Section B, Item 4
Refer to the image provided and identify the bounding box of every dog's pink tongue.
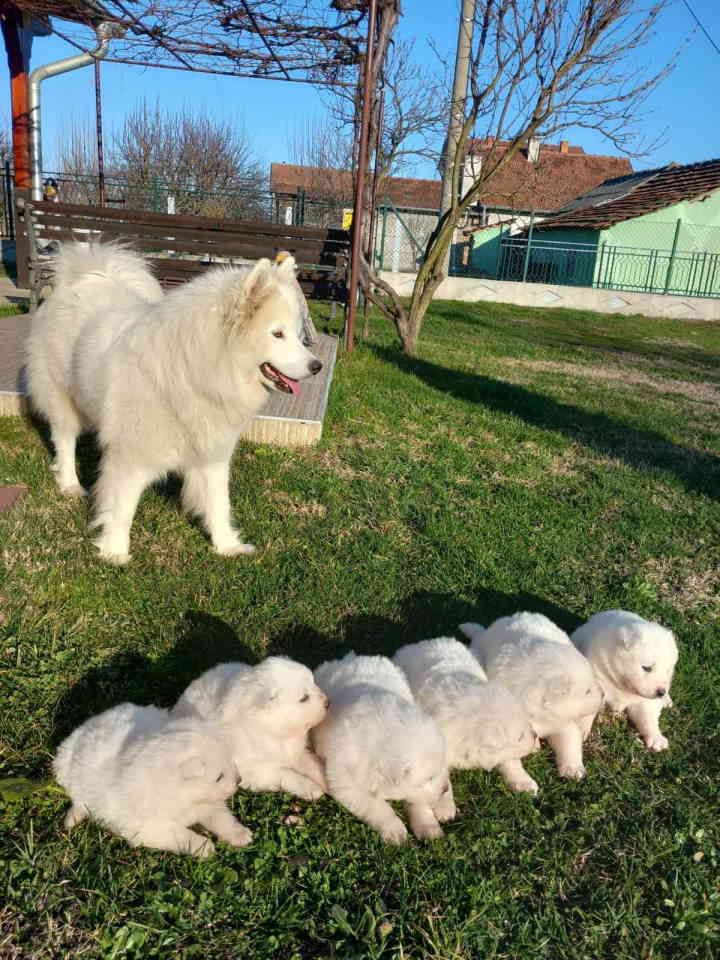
[277,371,300,395]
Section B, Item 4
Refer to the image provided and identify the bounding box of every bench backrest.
[18,199,351,302]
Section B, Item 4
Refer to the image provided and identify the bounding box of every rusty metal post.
[94,59,105,206]
[362,88,384,338]
[345,0,378,352]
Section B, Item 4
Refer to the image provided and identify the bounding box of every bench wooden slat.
[30,199,350,243]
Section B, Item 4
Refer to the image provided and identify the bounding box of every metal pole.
[378,202,388,270]
[663,218,682,295]
[345,0,378,352]
[94,59,105,206]
[521,212,535,283]
[362,89,385,336]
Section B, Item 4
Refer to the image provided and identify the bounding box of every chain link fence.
[373,201,437,273]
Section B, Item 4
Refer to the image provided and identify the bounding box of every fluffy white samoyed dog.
[26,242,323,563]
[571,609,678,751]
[54,703,250,857]
[312,653,452,844]
[393,637,540,794]
[460,613,603,780]
[172,657,329,800]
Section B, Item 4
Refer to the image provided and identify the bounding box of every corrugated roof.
[464,138,633,212]
[537,158,720,230]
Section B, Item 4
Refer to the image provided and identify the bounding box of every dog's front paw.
[644,733,669,752]
[59,482,87,497]
[296,781,324,801]
[412,820,444,841]
[189,834,216,858]
[433,794,457,823]
[226,824,253,847]
[379,818,408,845]
[558,763,586,780]
[215,541,256,557]
[93,537,131,566]
[507,774,539,795]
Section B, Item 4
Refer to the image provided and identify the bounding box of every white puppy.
[393,637,540,794]
[172,657,328,800]
[571,609,678,751]
[460,613,603,780]
[54,703,249,857]
[312,653,452,844]
[27,242,323,563]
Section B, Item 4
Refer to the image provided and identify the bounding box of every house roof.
[536,158,720,231]
[464,138,633,212]
[270,163,442,211]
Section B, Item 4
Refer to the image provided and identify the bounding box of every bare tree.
[54,117,101,203]
[362,0,674,354]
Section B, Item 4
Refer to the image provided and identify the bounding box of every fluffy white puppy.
[54,703,249,857]
[571,609,678,751]
[460,613,603,780]
[312,653,452,844]
[172,656,329,800]
[27,242,323,563]
[393,637,540,794]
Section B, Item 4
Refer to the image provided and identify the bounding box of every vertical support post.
[4,160,14,239]
[345,0,378,352]
[377,202,388,270]
[94,59,105,206]
[664,218,682,294]
[521,212,535,283]
[2,10,32,286]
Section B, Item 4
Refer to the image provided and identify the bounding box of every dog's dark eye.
[585,688,592,695]
[642,665,653,673]
[300,694,309,703]
[215,773,224,782]
[272,330,284,339]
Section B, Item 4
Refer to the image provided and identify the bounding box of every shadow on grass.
[51,589,579,746]
[372,344,720,499]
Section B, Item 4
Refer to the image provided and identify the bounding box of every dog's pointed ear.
[244,258,274,304]
[180,755,206,780]
[224,259,274,328]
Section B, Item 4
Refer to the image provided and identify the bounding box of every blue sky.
[3,0,718,180]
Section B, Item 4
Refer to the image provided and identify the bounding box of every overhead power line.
[682,0,720,57]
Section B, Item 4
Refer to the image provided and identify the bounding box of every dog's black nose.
[309,359,323,375]
[323,696,330,709]
[656,687,667,698]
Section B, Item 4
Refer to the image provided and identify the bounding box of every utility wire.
[681,0,720,57]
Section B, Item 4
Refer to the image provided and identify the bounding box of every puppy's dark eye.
[642,665,653,673]
[215,773,224,782]
[300,694,309,703]
[585,688,592,695]
[272,330,284,339]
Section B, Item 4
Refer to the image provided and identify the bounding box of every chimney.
[560,140,569,154]
[527,136,540,164]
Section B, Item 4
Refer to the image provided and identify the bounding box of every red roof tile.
[270,163,442,211]
[536,158,720,230]
[464,138,633,212]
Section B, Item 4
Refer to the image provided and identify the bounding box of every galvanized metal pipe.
[29,21,125,201]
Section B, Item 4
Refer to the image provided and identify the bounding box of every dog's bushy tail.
[51,241,159,296]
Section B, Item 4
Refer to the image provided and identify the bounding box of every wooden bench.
[16,198,351,312]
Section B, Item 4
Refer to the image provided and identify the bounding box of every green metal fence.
[494,231,720,299]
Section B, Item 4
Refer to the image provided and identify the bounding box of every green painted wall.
[469,225,505,275]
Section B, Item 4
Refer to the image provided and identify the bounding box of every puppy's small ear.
[541,674,571,709]
[617,627,639,651]
[478,722,505,752]
[180,756,206,780]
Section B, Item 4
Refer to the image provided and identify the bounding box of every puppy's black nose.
[323,696,330,709]
[656,687,667,698]
[309,359,323,376]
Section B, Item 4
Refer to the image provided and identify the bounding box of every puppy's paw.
[92,533,130,565]
[296,781,324,801]
[63,804,88,829]
[507,775,539,795]
[558,763,586,780]
[226,824,253,847]
[433,795,457,823]
[644,733,669,752]
[59,482,86,497]
[379,818,408,845]
[215,541,256,557]
[413,820,444,841]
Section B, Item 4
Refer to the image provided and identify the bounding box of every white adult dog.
[460,613,603,780]
[27,242,323,563]
[312,653,452,844]
[393,637,540,794]
[172,657,329,800]
[571,609,678,751]
[54,703,249,857]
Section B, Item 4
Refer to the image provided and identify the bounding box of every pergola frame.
[0,0,394,348]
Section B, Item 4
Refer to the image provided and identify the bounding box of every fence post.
[663,218,682,294]
[521,211,535,283]
[377,203,387,270]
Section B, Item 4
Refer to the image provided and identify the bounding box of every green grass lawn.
[1,298,719,959]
